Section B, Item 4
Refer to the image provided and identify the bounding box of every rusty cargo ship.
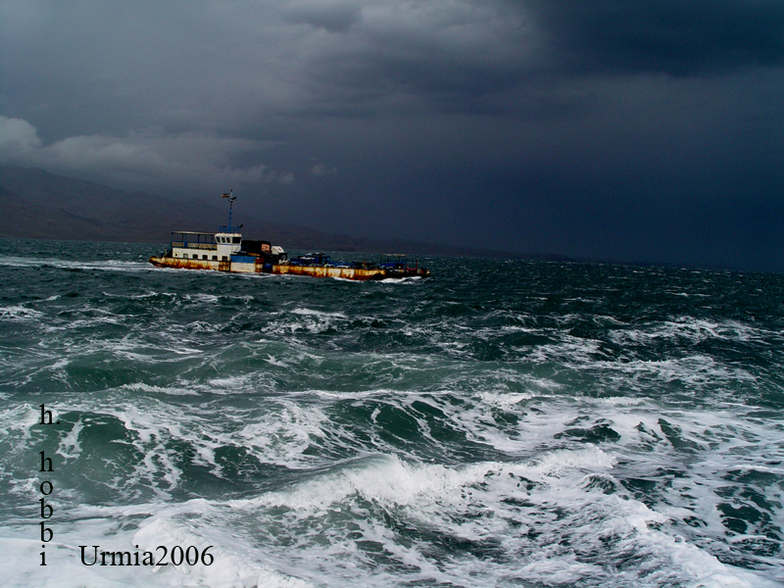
[149,198,428,282]
[149,192,429,280]
[149,231,429,280]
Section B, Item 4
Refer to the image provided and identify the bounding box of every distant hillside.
[0,166,210,243]
[0,166,572,260]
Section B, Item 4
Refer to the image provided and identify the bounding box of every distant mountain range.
[0,166,572,260]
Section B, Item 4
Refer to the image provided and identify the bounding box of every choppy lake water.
[1,238,782,587]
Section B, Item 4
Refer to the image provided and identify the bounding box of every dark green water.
[1,237,782,587]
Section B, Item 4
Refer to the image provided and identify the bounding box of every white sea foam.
[0,304,44,320]
[185,293,220,304]
[0,403,41,437]
[206,449,781,587]
[612,317,767,347]
[291,308,347,319]
[3,251,784,587]
[233,404,327,466]
[2,401,783,587]
[0,255,151,274]
[0,513,315,588]
[599,354,755,384]
[379,276,423,284]
[56,419,83,461]
[124,382,200,396]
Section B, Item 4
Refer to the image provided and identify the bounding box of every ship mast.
[221,189,236,232]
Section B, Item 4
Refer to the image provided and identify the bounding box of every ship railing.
[171,241,218,250]
[379,254,409,269]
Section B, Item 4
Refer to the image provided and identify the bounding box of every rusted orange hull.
[149,257,224,271]
[268,264,386,280]
[149,256,430,280]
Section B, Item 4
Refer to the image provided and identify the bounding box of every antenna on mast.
[220,189,236,231]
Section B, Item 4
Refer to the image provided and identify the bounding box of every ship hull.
[149,256,429,280]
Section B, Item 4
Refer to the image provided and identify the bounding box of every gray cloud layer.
[2,0,783,269]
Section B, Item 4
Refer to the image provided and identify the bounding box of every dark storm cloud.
[1,0,783,270]
[281,1,363,33]
[267,1,546,119]
[527,0,784,75]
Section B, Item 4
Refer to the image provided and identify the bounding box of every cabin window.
[233,236,241,244]
[222,256,228,261]
[202,255,208,260]
[192,254,198,259]
[212,255,217,260]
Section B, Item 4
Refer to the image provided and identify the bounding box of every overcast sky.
[2,0,783,270]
